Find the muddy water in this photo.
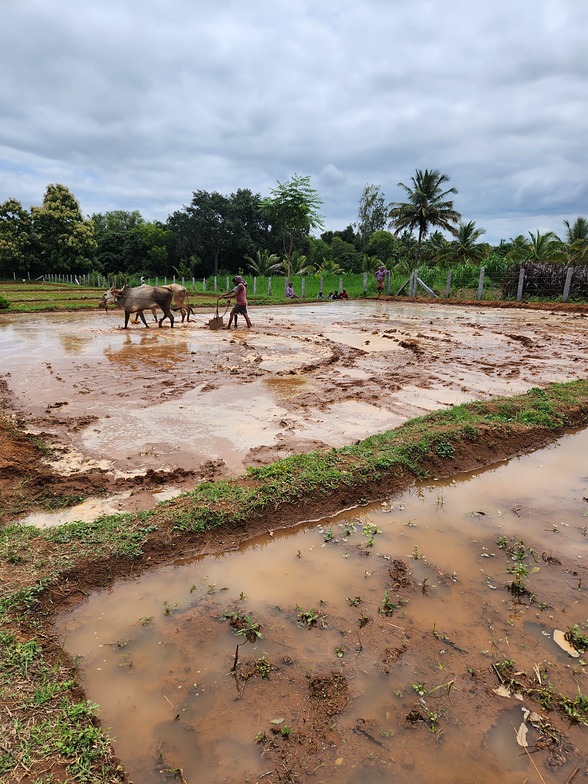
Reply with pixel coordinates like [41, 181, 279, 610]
[3, 302, 588, 522]
[58, 428, 588, 783]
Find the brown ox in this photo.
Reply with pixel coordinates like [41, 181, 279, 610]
[100, 285, 174, 328]
[100, 284, 193, 323]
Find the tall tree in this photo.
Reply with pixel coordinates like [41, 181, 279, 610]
[356, 184, 387, 250]
[527, 230, 562, 262]
[261, 174, 324, 280]
[0, 199, 31, 278]
[388, 169, 461, 266]
[563, 216, 588, 243]
[31, 184, 95, 274]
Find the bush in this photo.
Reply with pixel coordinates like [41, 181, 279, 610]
[0, 294, 10, 309]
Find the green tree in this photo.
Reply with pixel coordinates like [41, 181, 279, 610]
[388, 169, 461, 266]
[442, 220, 488, 265]
[0, 199, 31, 278]
[365, 229, 397, 264]
[31, 184, 96, 275]
[278, 250, 315, 276]
[527, 230, 562, 262]
[356, 184, 387, 250]
[244, 249, 282, 276]
[563, 217, 588, 265]
[261, 174, 324, 280]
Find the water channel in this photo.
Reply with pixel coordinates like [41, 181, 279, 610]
[57, 428, 588, 783]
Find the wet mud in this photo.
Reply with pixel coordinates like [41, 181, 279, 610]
[1, 301, 588, 524]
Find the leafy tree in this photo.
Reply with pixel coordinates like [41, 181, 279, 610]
[356, 184, 387, 250]
[245, 249, 282, 276]
[527, 230, 563, 262]
[31, 184, 95, 275]
[261, 174, 324, 279]
[388, 169, 461, 266]
[0, 199, 31, 278]
[278, 250, 315, 276]
[314, 257, 344, 275]
[500, 235, 530, 264]
[330, 236, 360, 272]
[442, 220, 488, 265]
[563, 216, 588, 243]
[307, 237, 332, 269]
[365, 230, 397, 264]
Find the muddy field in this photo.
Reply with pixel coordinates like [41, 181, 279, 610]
[1, 299, 588, 524]
[1, 299, 588, 784]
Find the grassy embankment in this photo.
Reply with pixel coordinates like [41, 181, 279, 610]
[1, 380, 588, 781]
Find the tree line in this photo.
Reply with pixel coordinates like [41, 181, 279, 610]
[1, 171, 587, 282]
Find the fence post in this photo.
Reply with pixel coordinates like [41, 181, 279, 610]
[338, 276, 343, 294]
[362, 272, 367, 294]
[213, 276, 217, 292]
[202, 278, 206, 291]
[410, 269, 417, 297]
[516, 267, 525, 301]
[320, 276, 324, 295]
[301, 278, 306, 298]
[226, 276, 230, 293]
[562, 267, 574, 302]
[385, 271, 390, 296]
[268, 277, 272, 296]
[253, 277, 257, 295]
[444, 269, 452, 297]
[477, 266, 485, 300]
[192, 276, 195, 290]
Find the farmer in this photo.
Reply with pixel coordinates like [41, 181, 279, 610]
[375, 265, 388, 295]
[220, 275, 252, 329]
[285, 281, 299, 298]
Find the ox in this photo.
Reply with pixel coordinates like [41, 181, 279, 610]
[100, 283, 193, 323]
[100, 285, 175, 328]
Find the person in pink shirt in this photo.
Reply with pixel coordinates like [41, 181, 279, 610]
[221, 275, 252, 329]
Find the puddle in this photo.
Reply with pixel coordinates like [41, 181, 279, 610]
[58, 428, 588, 783]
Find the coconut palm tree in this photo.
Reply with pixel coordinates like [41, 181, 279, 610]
[527, 230, 563, 262]
[244, 249, 282, 276]
[563, 217, 588, 244]
[314, 257, 344, 275]
[442, 220, 487, 265]
[278, 250, 315, 276]
[388, 169, 461, 266]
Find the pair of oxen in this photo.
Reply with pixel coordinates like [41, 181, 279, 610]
[99, 284, 192, 328]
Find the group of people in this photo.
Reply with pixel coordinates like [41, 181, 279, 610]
[317, 290, 348, 300]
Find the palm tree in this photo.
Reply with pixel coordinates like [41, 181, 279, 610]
[278, 250, 315, 276]
[443, 220, 487, 265]
[527, 230, 562, 262]
[244, 249, 282, 276]
[314, 257, 344, 275]
[388, 169, 461, 266]
[563, 217, 588, 243]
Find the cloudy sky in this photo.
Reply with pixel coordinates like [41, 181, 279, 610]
[1, 0, 587, 245]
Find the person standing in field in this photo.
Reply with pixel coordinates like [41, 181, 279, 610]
[220, 275, 252, 329]
[375, 265, 388, 295]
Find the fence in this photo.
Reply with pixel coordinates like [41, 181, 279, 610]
[39, 264, 588, 303]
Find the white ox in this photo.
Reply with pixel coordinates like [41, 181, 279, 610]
[100, 283, 193, 324]
[99, 285, 175, 328]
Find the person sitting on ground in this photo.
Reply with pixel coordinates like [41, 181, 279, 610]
[285, 281, 299, 298]
[316, 290, 324, 299]
[219, 275, 252, 329]
[332, 291, 340, 300]
[340, 289, 349, 300]
[327, 291, 334, 300]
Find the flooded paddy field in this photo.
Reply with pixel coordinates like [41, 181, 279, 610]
[1, 300, 588, 523]
[58, 428, 588, 784]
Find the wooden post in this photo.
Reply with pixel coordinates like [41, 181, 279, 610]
[253, 277, 257, 295]
[339, 276, 343, 293]
[516, 267, 525, 301]
[203, 278, 206, 291]
[562, 267, 574, 302]
[477, 266, 485, 300]
[213, 276, 217, 292]
[362, 271, 367, 294]
[444, 269, 452, 297]
[268, 277, 272, 296]
[301, 277, 306, 298]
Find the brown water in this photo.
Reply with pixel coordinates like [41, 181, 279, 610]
[58, 428, 588, 783]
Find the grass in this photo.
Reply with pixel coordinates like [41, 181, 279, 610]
[2, 378, 588, 780]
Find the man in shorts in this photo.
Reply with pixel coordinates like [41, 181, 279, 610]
[221, 275, 252, 329]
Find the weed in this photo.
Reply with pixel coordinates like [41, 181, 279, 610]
[379, 590, 398, 616]
[435, 441, 455, 459]
[411, 545, 424, 560]
[564, 624, 588, 653]
[256, 655, 272, 678]
[412, 681, 427, 697]
[347, 596, 361, 606]
[358, 614, 370, 628]
[296, 605, 319, 628]
[140, 616, 153, 625]
[335, 645, 344, 658]
[281, 725, 292, 738]
[323, 528, 335, 542]
[255, 731, 266, 743]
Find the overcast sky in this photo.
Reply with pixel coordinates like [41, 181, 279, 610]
[1, 0, 587, 245]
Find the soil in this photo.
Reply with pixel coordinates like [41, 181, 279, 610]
[1, 298, 588, 783]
